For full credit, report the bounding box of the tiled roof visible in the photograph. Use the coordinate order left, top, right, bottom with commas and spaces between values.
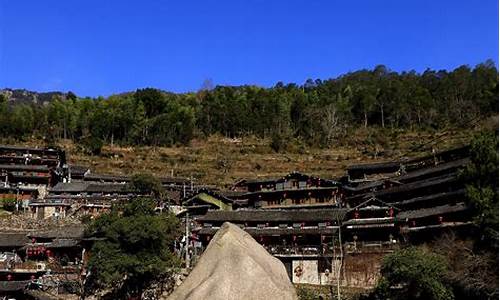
28, 224, 85, 239
199, 208, 347, 223
0, 232, 29, 247
397, 203, 470, 220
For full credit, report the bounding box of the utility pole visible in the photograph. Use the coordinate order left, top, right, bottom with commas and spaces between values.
337, 222, 343, 300
16, 188, 19, 212
331, 216, 343, 300
185, 212, 190, 269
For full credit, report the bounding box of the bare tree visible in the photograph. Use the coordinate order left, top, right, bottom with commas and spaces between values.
321, 104, 345, 146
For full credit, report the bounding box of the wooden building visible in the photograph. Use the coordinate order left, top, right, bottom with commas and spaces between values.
0, 225, 85, 298
196, 209, 346, 285
228, 172, 342, 209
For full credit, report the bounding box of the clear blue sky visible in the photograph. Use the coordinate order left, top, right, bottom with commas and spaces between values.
0, 0, 498, 97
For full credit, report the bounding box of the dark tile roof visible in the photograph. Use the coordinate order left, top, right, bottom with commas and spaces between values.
50, 182, 133, 193
405, 145, 470, 167
69, 165, 90, 176
347, 161, 401, 173
0, 232, 29, 247
28, 224, 85, 239
374, 174, 459, 198
199, 208, 347, 223
397, 203, 469, 220
392, 189, 466, 208
244, 171, 338, 186
50, 182, 89, 193
47, 239, 80, 248
342, 180, 385, 193
349, 198, 399, 211
346, 146, 470, 177
84, 173, 190, 185
84, 173, 131, 182
197, 226, 339, 236
86, 183, 132, 193
0, 145, 61, 155
0, 164, 50, 171
395, 158, 469, 183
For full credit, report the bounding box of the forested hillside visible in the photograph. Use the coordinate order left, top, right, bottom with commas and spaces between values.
0, 61, 497, 149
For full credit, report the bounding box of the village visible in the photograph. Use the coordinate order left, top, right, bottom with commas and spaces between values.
0, 142, 474, 299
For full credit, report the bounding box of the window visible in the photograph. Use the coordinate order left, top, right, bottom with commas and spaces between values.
318, 258, 330, 273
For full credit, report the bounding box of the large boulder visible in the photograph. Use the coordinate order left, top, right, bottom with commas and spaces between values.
166, 222, 297, 300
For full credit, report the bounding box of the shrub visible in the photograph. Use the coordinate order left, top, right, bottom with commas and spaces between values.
372, 247, 453, 300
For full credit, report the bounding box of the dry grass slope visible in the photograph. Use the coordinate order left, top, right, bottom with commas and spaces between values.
64, 127, 480, 187
8, 118, 496, 188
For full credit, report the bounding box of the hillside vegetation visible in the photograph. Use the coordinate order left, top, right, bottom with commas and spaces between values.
0, 62, 497, 151
6, 120, 494, 187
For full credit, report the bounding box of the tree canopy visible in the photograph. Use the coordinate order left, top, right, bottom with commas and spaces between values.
371, 247, 454, 300
0, 61, 497, 148
84, 198, 180, 298
463, 130, 499, 249
129, 173, 167, 201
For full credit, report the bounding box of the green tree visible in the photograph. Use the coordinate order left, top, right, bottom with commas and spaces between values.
78, 135, 104, 155
85, 198, 180, 298
372, 247, 454, 300
463, 131, 499, 249
130, 173, 166, 201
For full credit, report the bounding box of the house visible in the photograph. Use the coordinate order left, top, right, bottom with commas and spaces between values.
195, 208, 346, 285
0, 224, 85, 295
346, 146, 470, 181
342, 198, 400, 247
228, 172, 342, 209
179, 189, 240, 218
49, 182, 134, 197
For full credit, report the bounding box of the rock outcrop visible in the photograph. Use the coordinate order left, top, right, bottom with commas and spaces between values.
166, 222, 297, 300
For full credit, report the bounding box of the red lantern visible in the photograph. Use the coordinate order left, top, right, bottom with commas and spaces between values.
46, 249, 52, 257
354, 210, 360, 219
30, 275, 36, 280
438, 216, 443, 223
388, 207, 394, 217
7, 274, 12, 281
31, 238, 36, 243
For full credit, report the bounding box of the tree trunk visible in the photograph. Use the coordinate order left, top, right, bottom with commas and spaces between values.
63, 118, 67, 140
380, 104, 385, 128
364, 111, 368, 128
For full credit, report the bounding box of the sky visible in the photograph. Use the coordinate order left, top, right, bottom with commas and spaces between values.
0, 0, 498, 97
